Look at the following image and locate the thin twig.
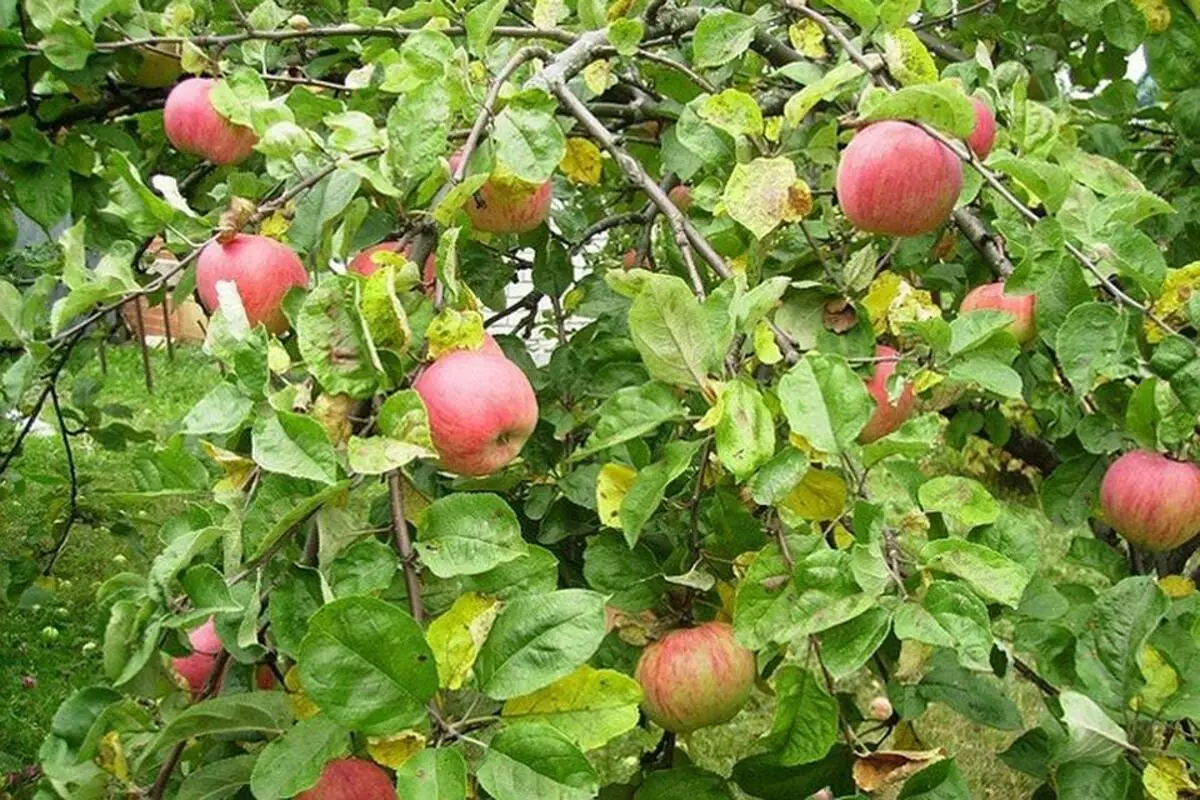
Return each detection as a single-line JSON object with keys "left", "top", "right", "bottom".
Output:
{"left": 131, "top": 298, "right": 154, "bottom": 393}
{"left": 151, "top": 651, "right": 232, "bottom": 798}
{"left": 388, "top": 470, "right": 424, "bottom": 623}
{"left": 41, "top": 386, "right": 78, "bottom": 576}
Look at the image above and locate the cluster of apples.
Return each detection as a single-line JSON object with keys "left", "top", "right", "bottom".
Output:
{"left": 158, "top": 76, "right": 548, "bottom": 478}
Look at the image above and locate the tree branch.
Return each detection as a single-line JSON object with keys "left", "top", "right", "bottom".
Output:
{"left": 388, "top": 470, "right": 424, "bottom": 623}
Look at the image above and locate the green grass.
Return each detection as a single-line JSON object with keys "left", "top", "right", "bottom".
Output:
{"left": 1, "top": 344, "right": 1068, "bottom": 797}
{"left": 0, "top": 344, "right": 220, "bottom": 772}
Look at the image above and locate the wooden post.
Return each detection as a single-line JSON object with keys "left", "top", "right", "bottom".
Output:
{"left": 131, "top": 298, "right": 154, "bottom": 393}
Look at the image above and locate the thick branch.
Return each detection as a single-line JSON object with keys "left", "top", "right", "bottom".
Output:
{"left": 952, "top": 208, "right": 1014, "bottom": 277}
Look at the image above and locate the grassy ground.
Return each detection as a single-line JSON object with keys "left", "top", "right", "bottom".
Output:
{"left": 0, "top": 344, "right": 1062, "bottom": 797}
{"left": 0, "top": 344, "right": 220, "bottom": 772}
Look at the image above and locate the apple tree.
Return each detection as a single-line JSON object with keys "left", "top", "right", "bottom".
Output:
{"left": 1, "top": 0, "right": 1199, "bottom": 797}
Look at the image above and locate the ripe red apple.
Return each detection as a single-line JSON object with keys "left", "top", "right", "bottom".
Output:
{"left": 163, "top": 78, "right": 258, "bottom": 165}
{"left": 118, "top": 45, "right": 182, "bottom": 88}
{"left": 835, "top": 120, "right": 963, "bottom": 237}
{"left": 196, "top": 234, "right": 308, "bottom": 334}
{"left": 668, "top": 184, "right": 693, "bottom": 213}
{"left": 858, "top": 345, "right": 915, "bottom": 444}
{"left": 1100, "top": 450, "right": 1200, "bottom": 552}
{"left": 634, "top": 621, "right": 757, "bottom": 733}
{"left": 412, "top": 349, "right": 538, "bottom": 476}
{"left": 966, "top": 97, "right": 997, "bottom": 159}
{"left": 171, "top": 617, "right": 222, "bottom": 695}
{"left": 348, "top": 240, "right": 437, "bottom": 288}
{"left": 450, "top": 150, "right": 552, "bottom": 234}
{"left": 959, "top": 282, "right": 1036, "bottom": 345}
{"left": 297, "top": 758, "right": 396, "bottom": 800}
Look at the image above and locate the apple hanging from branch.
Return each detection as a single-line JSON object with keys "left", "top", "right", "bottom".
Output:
{"left": 959, "top": 282, "right": 1036, "bottom": 345}
{"left": 1100, "top": 450, "right": 1200, "bottom": 552}
{"left": 413, "top": 348, "right": 538, "bottom": 476}
{"left": 196, "top": 233, "right": 309, "bottom": 334}
{"left": 170, "top": 617, "right": 222, "bottom": 695}
{"left": 635, "top": 621, "right": 757, "bottom": 733}
{"left": 858, "top": 345, "right": 915, "bottom": 444}
{"left": 450, "top": 150, "right": 552, "bottom": 234}
{"left": 164, "top": 78, "right": 259, "bottom": 165}
{"left": 836, "top": 120, "right": 963, "bottom": 237}
{"left": 966, "top": 97, "right": 997, "bottom": 159}
{"left": 348, "top": 240, "right": 437, "bottom": 290}
{"left": 297, "top": 758, "right": 396, "bottom": 800}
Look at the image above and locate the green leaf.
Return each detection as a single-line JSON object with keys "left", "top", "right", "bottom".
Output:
{"left": 249, "top": 716, "right": 348, "bottom": 800}
{"left": 628, "top": 274, "right": 720, "bottom": 388}
{"left": 715, "top": 379, "right": 776, "bottom": 481}
{"left": 917, "top": 476, "right": 1000, "bottom": 528}
{"left": 784, "top": 62, "right": 865, "bottom": 127}
{"left": 880, "top": 0, "right": 920, "bottom": 28}
{"left": 177, "top": 755, "right": 257, "bottom": 800}
{"left": 608, "top": 18, "right": 645, "bottom": 56}
{"left": 386, "top": 81, "right": 451, "bottom": 193}
{"left": 465, "top": 0, "right": 506, "bottom": 55}
{"left": 733, "top": 539, "right": 806, "bottom": 650}
{"left": 722, "top": 157, "right": 812, "bottom": 239}
{"left": 1057, "top": 691, "right": 1134, "bottom": 765}
{"left": 697, "top": 89, "right": 764, "bottom": 137}
{"left": 415, "top": 493, "right": 528, "bottom": 578}
{"left": 574, "top": 382, "right": 686, "bottom": 461}
{"left": 819, "top": 0, "right": 879, "bottom": 29}
{"left": 1075, "top": 576, "right": 1168, "bottom": 710}
{"left": 883, "top": 29, "right": 937, "bottom": 86}
{"left": 778, "top": 353, "right": 874, "bottom": 454}
{"left": 475, "top": 589, "right": 608, "bottom": 699}
{"left": 251, "top": 410, "right": 338, "bottom": 485}
{"left": 11, "top": 159, "right": 72, "bottom": 230}
{"left": 859, "top": 80, "right": 976, "bottom": 137}
{"left": 919, "top": 538, "right": 1031, "bottom": 608}
{"left": 143, "top": 693, "right": 292, "bottom": 763}
{"left": 947, "top": 355, "right": 1024, "bottom": 399}
{"left": 693, "top": 10, "right": 759, "bottom": 69}
{"left": 820, "top": 606, "right": 894, "bottom": 678}
{"left": 898, "top": 758, "right": 970, "bottom": 798}
{"left": 731, "top": 745, "right": 857, "bottom": 800}
{"left": 765, "top": 666, "right": 839, "bottom": 766}
{"left": 501, "top": 665, "right": 642, "bottom": 751}
{"left": 620, "top": 439, "right": 704, "bottom": 546}
{"left": 1098, "top": 222, "right": 1167, "bottom": 296}
{"left": 582, "top": 532, "right": 663, "bottom": 612}
{"left": 477, "top": 723, "right": 599, "bottom": 800}
{"left": 1056, "top": 303, "right": 1138, "bottom": 393}
{"left": 395, "top": 748, "right": 468, "bottom": 800}
{"left": 921, "top": 581, "right": 993, "bottom": 671}
{"left": 41, "top": 21, "right": 94, "bottom": 70}
{"left": 988, "top": 152, "right": 1071, "bottom": 213}
{"left": 297, "top": 277, "right": 380, "bottom": 400}
{"left": 636, "top": 767, "right": 734, "bottom": 800}
{"left": 1042, "top": 455, "right": 1106, "bottom": 527}
{"left": 747, "top": 447, "right": 809, "bottom": 506}
{"left": 183, "top": 383, "right": 254, "bottom": 436}
{"left": 297, "top": 596, "right": 437, "bottom": 735}
{"left": 915, "top": 654, "right": 1023, "bottom": 730}
{"left": 493, "top": 90, "right": 567, "bottom": 185}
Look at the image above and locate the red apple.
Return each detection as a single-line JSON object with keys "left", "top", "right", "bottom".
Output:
{"left": 622, "top": 249, "right": 645, "bottom": 270}
{"left": 450, "top": 150, "right": 552, "bottom": 234}
{"left": 118, "top": 45, "right": 182, "bottom": 88}
{"left": 835, "top": 121, "right": 963, "bottom": 237}
{"left": 858, "top": 345, "right": 915, "bottom": 444}
{"left": 254, "top": 664, "right": 279, "bottom": 691}
{"left": 1100, "top": 450, "right": 1200, "bottom": 552}
{"left": 171, "top": 617, "right": 222, "bottom": 695}
{"left": 966, "top": 97, "right": 997, "bottom": 159}
{"left": 635, "top": 621, "right": 756, "bottom": 733}
{"left": 668, "top": 184, "right": 693, "bottom": 213}
{"left": 348, "top": 240, "right": 437, "bottom": 287}
{"left": 164, "top": 78, "right": 258, "bottom": 165}
{"left": 959, "top": 282, "right": 1036, "bottom": 345}
{"left": 297, "top": 758, "right": 396, "bottom": 800}
{"left": 196, "top": 234, "right": 308, "bottom": 334}
{"left": 413, "top": 349, "right": 538, "bottom": 476}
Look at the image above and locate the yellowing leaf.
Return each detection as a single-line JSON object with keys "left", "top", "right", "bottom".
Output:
{"left": 426, "top": 592, "right": 502, "bottom": 690}
{"left": 698, "top": 89, "right": 764, "bottom": 137}
{"left": 607, "top": 0, "right": 636, "bottom": 21}
{"left": 597, "top": 463, "right": 637, "bottom": 528}
{"left": 284, "top": 666, "right": 321, "bottom": 720}
{"left": 259, "top": 210, "right": 291, "bottom": 240}
{"left": 560, "top": 137, "right": 603, "bottom": 185}
{"left": 1133, "top": 0, "right": 1172, "bottom": 33}
{"left": 789, "top": 19, "right": 827, "bottom": 59}
{"left": 426, "top": 308, "right": 485, "bottom": 358}
{"left": 779, "top": 467, "right": 847, "bottom": 522}
{"left": 367, "top": 730, "right": 426, "bottom": 769}
{"left": 533, "top": 0, "right": 564, "bottom": 28}
{"left": 883, "top": 29, "right": 937, "bottom": 86}
{"left": 583, "top": 59, "right": 612, "bottom": 95}
{"left": 694, "top": 383, "right": 726, "bottom": 431}
{"left": 200, "top": 441, "right": 256, "bottom": 494}
{"left": 98, "top": 731, "right": 130, "bottom": 782}
{"left": 1148, "top": 262, "right": 1200, "bottom": 342}
{"left": 863, "top": 271, "right": 942, "bottom": 336}
{"left": 853, "top": 748, "right": 946, "bottom": 793}
{"left": 501, "top": 665, "right": 642, "bottom": 750}
{"left": 1143, "top": 756, "right": 1197, "bottom": 800}
{"left": 723, "top": 157, "right": 813, "bottom": 239}
{"left": 911, "top": 368, "right": 945, "bottom": 395}
{"left": 754, "top": 318, "right": 783, "bottom": 364}
{"left": 1159, "top": 574, "right": 1196, "bottom": 599}
{"left": 1136, "top": 645, "right": 1179, "bottom": 713}
{"left": 764, "top": 116, "right": 784, "bottom": 143}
